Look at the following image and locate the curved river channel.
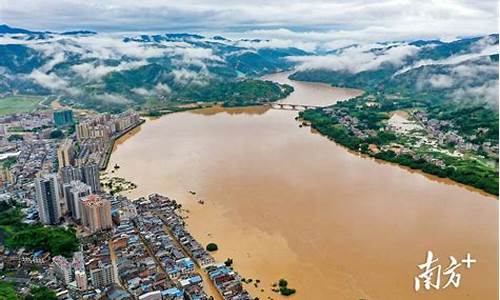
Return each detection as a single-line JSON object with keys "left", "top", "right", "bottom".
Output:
{"left": 108, "top": 72, "right": 498, "bottom": 300}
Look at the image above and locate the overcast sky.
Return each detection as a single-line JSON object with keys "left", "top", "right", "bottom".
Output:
{"left": 0, "top": 0, "right": 498, "bottom": 44}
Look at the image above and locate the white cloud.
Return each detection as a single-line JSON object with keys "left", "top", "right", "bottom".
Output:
{"left": 96, "top": 93, "right": 131, "bottom": 104}
{"left": 235, "top": 38, "right": 317, "bottom": 52}
{"left": 38, "top": 52, "right": 66, "bottom": 72}
{"left": 452, "top": 80, "right": 499, "bottom": 105}
{"left": 71, "top": 60, "right": 148, "bottom": 81}
{"left": 289, "top": 43, "right": 420, "bottom": 73}
{"left": 451, "top": 63, "right": 498, "bottom": 79}
{"left": 1, "top": 0, "right": 496, "bottom": 48}
{"left": 154, "top": 82, "right": 171, "bottom": 95}
{"left": 130, "top": 87, "right": 151, "bottom": 96}
{"left": 27, "top": 70, "right": 80, "bottom": 95}
{"left": 171, "top": 68, "right": 208, "bottom": 85}
{"left": 170, "top": 46, "right": 223, "bottom": 68}
{"left": 428, "top": 74, "right": 454, "bottom": 88}
{"left": 395, "top": 36, "right": 499, "bottom": 75}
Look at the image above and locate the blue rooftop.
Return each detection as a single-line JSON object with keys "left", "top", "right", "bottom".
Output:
{"left": 162, "top": 288, "right": 183, "bottom": 297}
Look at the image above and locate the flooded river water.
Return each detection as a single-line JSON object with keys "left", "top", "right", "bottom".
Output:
{"left": 108, "top": 72, "right": 498, "bottom": 299}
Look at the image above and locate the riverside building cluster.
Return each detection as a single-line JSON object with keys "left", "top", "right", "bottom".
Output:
{"left": 0, "top": 107, "right": 251, "bottom": 300}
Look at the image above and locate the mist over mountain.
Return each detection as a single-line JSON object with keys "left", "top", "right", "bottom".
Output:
{"left": 0, "top": 24, "right": 498, "bottom": 112}
{"left": 289, "top": 34, "right": 499, "bottom": 107}
{"left": 0, "top": 25, "right": 307, "bottom": 111}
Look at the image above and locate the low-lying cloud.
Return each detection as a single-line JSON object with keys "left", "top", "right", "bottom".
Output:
{"left": 3, "top": 0, "right": 497, "bottom": 46}
{"left": 71, "top": 60, "right": 148, "bottom": 81}
{"left": 289, "top": 43, "right": 420, "bottom": 73}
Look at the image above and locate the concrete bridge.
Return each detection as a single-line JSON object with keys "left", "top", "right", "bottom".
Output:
{"left": 265, "top": 103, "right": 324, "bottom": 111}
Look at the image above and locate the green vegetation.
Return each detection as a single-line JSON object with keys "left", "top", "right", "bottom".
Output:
{"left": 273, "top": 279, "right": 296, "bottom": 296}
{"left": 301, "top": 100, "right": 499, "bottom": 195}
{"left": 212, "top": 79, "right": 293, "bottom": 106}
{"left": 0, "top": 283, "right": 56, "bottom": 300}
{"left": 158, "top": 78, "right": 293, "bottom": 110}
{"left": 278, "top": 279, "right": 288, "bottom": 287}
{"left": 48, "top": 129, "right": 64, "bottom": 139}
{"left": 0, "top": 282, "right": 20, "bottom": 300}
{"left": 373, "top": 151, "right": 499, "bottom": 195}
{"left": 206, "top": 243, "right": 218, "bottom": 252}
{"left": 1, "top": 156, "right": 17, "bottom": 169}
{"left": 101, "top": 176, "right": 136, "bottom": 195}
{"left": 0, "top": 208, "right": 79, "bottom": 258}
{"left": 224, "top": 258, "right": 233, "bottom": 267}
{"left": 83, "top": 76, "right": 294, "bottom": 113}
{"left": 5, "top": 225, "right": 79, "bottom": 257}
{"left": 7, "top": 134, "right": 23, "bottom": 142}
{"left": 24, "top": 286, "right": 57, "bottom": 300}
{"left": 0, "top": 96, "right": 42, "bottom": 116}
{"left": 0, "top": 208, "right": 23, "bottom": 226}
{"left": 292, "top": 43, "right": 499, "bottom": 196}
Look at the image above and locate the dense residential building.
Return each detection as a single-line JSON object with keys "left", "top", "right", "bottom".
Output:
{"left": 114, "top": 110, "right": 141, "bottom": 132}
{"left": 60, "top": 165, "right": 82, "bottom": 184}
{"left": 0, "top": 124, "right": 6, "bottom": 136}
{"left": 74, "top": 270, "right": 88, "bottom": 291}
{"left": 57, "top": 139, "right": 75, "bottom": 169}
{"left": 53, "top": 109, "right": 74, "bottom": 126}
{"left": 76, "top": 111, "right": 140, "bottom": 141}
{"left": 76, "top": 122, "right": 114, "bottom": 140}
{"left": 0, "top": 167, "right": 13, "bottom": 184}
{"left": 80, "top": 194, "right": 113, "bottom": 233}
{"left": 89, "top": 260, "right": 115, "bottom": 288}
{"left": 60, "top": 164, "right": 100, "bottom": 193}
{"left": 63, "top": 180, "right": 91, "bottom": 220}
{"left": 138, "top": 291, "right": 162, "bottom": 300}
{"left": 52, "top": 255, "right": 73, "bottom": 285}
{"left": 35, "top": 173, "right": 62, "bottom": 225}
{"left": 81, "top": 164, "right": 101, "bottom": 193}
{"left": 73, "top": 251, "right": 88, "bottom": 291}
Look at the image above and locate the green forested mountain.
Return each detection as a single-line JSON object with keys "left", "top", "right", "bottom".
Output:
{"left": 291, "top": 34, "right": 499, "bottom": 195}
{"left": 0, "top": 25, "right": 304, "bottom": 112}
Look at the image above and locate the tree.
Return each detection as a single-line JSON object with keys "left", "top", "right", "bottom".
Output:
{"left": 206, "top": 243, "right": 218, "bottom": 252}
{"left": 5, "top": 225, "right": 79, "bottom": 257}
{"left": 25, "top": 286, "right": 57, "bottom": 300}
{"left": 49, "top": 129, "right": 64, "bottom": 139}
{"left": 0, "top": 282, "right": 20, "bottom": 300}
{"left": 7, "top": 134, "right": 23, "bottom": 142}
{"left": 280, "top": 287, "right": 296, "bottom": 296}
{"left": 277, "top": 279, "right": 296, "bottom": 296}
{"left": 224, "top": 258, "right": 233, "bottom": 266}
{"left": 278, "top": 279, "right": 288, "bottom": 287}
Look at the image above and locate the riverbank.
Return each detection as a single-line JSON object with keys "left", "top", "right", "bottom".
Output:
{"left": 99, "top": 118, "right": 146, "bottom": 170}
{"left": 107, "top": 72, "right": 498, "bottom": 299}
{"left": 299, "top": 105, "right": 498, "bottom": 196}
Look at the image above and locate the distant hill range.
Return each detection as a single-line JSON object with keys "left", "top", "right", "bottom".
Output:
{"left": 0, "top": 24, "right": 497, "bottom": 112}
{"left": 290, "top": 34, "right": 499, "bottom": 108}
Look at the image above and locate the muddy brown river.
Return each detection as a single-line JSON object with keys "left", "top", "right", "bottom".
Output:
{"left": 108, "top": 72, "right": 498, "bottom": 299}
